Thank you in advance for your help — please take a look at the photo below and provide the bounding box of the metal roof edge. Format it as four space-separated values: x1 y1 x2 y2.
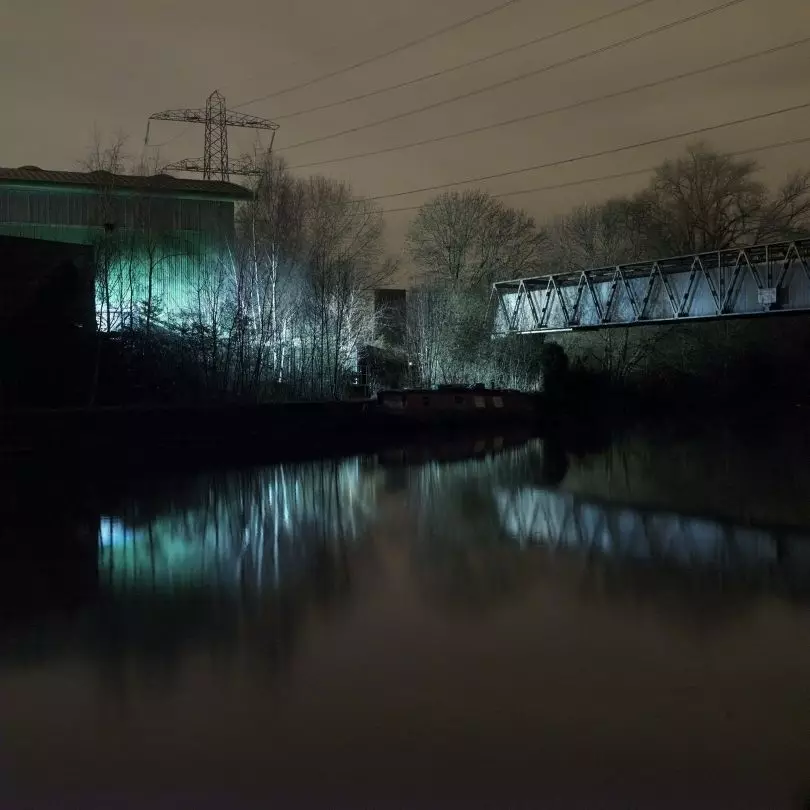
0 172 253 201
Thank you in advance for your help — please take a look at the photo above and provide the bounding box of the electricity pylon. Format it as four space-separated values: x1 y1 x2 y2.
148 90 278 181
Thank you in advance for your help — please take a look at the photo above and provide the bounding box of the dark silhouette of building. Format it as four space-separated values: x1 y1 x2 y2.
0 235 96 406
373 288 407 347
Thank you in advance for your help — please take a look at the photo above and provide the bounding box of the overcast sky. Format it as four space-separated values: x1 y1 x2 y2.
2 0 809 267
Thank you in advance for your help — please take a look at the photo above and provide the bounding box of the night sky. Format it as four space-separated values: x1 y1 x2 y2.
3 0 809 264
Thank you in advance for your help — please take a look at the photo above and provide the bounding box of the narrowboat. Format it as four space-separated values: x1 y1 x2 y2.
374 385 540 424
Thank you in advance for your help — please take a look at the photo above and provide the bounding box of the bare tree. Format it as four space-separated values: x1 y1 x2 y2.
298 176 395 398
628 142 810 254
239 154 308 393
404 190 548 389
406 189 547 288
176 252 233 394
82 130 129 332
406 286 453 387
544 200 645 271
81 137 397 402
755 170 810 243
176 164 395 401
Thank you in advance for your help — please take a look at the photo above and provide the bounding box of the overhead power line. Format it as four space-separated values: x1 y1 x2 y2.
232 0 524 110
273 0 660 122
289 36 809 170
379 136 810 214
219 1 479 99
368 100 810 202
147 124 193 150
278 0 749 152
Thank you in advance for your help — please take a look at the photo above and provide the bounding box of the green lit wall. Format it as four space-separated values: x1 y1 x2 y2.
0 185 237 330
94 230 224 330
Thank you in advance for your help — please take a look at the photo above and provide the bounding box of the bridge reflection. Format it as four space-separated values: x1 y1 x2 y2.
399 438 810 604
496 486 810 591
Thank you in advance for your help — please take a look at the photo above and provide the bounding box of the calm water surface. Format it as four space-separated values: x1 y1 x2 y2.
1 428 809 808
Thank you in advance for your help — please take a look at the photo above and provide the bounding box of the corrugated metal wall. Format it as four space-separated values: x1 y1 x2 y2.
0 187 237 329
0 188 234 234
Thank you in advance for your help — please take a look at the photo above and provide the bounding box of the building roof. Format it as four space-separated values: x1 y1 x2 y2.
0 166 253 200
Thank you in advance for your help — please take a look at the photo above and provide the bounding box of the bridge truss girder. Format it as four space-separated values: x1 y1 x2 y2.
493 238 810 334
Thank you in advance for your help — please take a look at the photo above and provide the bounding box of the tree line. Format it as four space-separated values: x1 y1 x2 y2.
403 142 810 397
83 140 396 404
84 139 810 404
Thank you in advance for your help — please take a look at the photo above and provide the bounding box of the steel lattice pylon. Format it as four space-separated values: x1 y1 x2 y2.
204 90 229 181
148 90 279 181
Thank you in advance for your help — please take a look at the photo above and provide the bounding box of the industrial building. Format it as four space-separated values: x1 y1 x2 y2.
0 166 252 330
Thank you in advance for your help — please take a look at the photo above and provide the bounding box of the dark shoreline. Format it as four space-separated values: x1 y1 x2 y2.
0 400 548 470
3 383 808 471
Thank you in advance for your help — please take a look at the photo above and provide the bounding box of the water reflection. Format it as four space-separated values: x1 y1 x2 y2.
4 434 810 670
2 457 384 682
98 458 377 593
402 441 568 612
2 433 810 801
498 488 810 590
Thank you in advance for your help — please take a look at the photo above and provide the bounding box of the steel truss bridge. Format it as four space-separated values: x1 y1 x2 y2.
493 238 810 334
496 487 810 592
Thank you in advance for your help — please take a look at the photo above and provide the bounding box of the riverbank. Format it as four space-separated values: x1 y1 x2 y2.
545 366 810 456
0 398 546 467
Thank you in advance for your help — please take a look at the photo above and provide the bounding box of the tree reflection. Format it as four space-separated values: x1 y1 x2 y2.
403 439 564 613
3 458 380 683
99 459 376 593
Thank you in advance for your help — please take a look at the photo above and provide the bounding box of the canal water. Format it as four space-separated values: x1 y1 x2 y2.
1 426 809 808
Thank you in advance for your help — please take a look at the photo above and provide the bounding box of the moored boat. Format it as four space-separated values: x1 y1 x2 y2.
374 385 540 423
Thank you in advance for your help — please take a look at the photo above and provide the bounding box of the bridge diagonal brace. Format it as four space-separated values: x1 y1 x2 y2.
743 249 764 291
698 257 722 314
486 287 502 334
509 283 525 332
638 265 659 320
656 263 680 318
570 273 587 325
584 271 604 323
550 276 571 327
535 278 554 329
776 241 810 289
679 259 701 316
618 268 640 320
602 269 620 323
522 281 543 330
495 287 514 333
526 284 550 329
776 242 798 288
721 250 752 312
